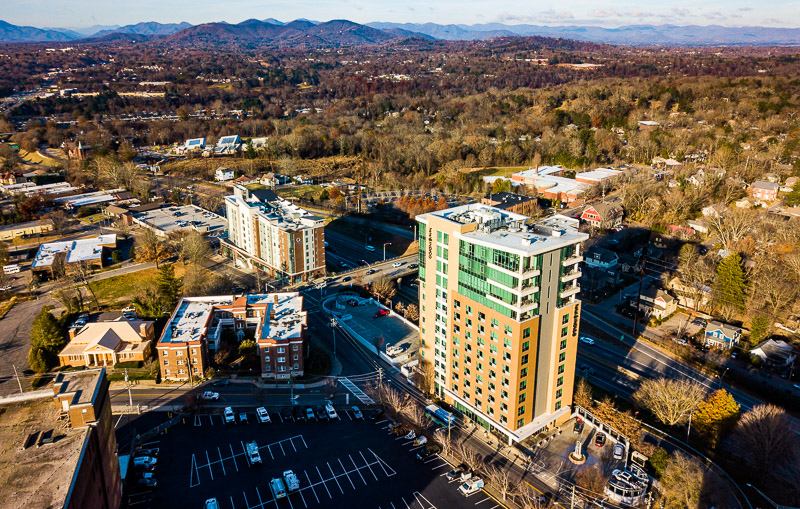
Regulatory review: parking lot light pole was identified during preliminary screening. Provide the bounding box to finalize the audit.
[717,367,729,389]
[330,318,338,359]
[383,243,391,261]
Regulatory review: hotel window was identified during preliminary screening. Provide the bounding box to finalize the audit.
[517,418,525,428]
[559,352,566,362]
[500,402,508,413]
[279,366,286,372]
[522,341,529,352]
[278,357,286,363]
[503,338,511,348]
[555,401,562,410]
[163,360,169,366]
[561,326,569,337]
[178,369,185,374]
[192,358,198,364]
[191,349,197,355]
[504,324,512,335]
[478,312,485,322]
[562,314,570,324]
[521,354,528,365]
[176,350,183,356]
[557,376,564,387]
[517,405,525,416]
[478,325,485,335]
[519,380,527,391]
[293,345,299,351]
[558,364,565,375]
[520,367,528,378]
[519,393,526,403]
[177,360,184,366]
[293,354,299,361]
[164,369,170,375]
[523,327,531,339]
[560,339,567,349]
[556,389,563,399]
[294,363,299,370]
[491,318,499,329]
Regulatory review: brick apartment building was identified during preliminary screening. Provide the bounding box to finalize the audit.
[157,293,307,381]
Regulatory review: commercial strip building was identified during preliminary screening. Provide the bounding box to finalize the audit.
[132,204,227,238]
[58,319,155,368]
[0,368,121,508]
[417,204,588,444]
[222,185,325,283]
[156,293,307,381]
[32,234,117,276]
[0,218,54,241]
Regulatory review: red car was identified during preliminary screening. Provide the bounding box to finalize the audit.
[374,309,390,318]
[594,432,606,448]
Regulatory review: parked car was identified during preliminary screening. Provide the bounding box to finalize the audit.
[409,263,418,269]
[573,419,584,434]
[374,309,390,318]
[579,336,595,345]
[133,456,157,469]
[368,408,384,420]
[416,444,441,461]
[446,465,466,481]
[138,477,157,488]
[281,407,293,420]
[205,499,220,509]
[256,407,271,423]
[365,245,376,252]
[305,406,315,421]
[342,276,351,282]
[213,379,230,387]
[325,405,338,419]
[201,391,219,400]
[238,412,248,423]
[366,269,376,275]
[613,443,625,460]
[315,406,328,420]
[392,261,403,268]
[351,406,363,420]
[223,407,235,424]
[594,433,606,448]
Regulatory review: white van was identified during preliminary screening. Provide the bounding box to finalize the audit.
[3,264,20,275]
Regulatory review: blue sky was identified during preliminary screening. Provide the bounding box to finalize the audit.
[13,0,800,29]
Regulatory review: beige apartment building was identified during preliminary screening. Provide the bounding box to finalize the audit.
[223,185,325,283]
[417,204,587,444]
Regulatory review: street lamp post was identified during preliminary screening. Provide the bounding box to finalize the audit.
[330,318,338,359]
[717,367,729,389]
[383,242,391,261]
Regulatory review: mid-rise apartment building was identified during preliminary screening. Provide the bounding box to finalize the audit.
[223,185,325,283]
[157,293,307,381]
[417,204,587,444]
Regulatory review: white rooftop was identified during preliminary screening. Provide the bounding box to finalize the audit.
[32,234,117,268]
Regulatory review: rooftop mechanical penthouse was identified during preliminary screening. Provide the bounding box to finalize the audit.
[416,204,588,444]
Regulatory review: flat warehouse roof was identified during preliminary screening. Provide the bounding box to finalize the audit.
[135,205,227,236]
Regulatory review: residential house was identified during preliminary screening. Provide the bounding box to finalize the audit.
[750,339,797,367]
[580,202,623,229]
[735,197,757,209]
[687,218,709,234]
[750,181,779,202]
[58,320,154,367]
[215,167,235,182]
[584,247,619,270]
[668,277,711,312]
[687,173,706,187]
[701,203,727,218]
[638,120,661,131]
[618,253,643,274]
[780,176,799,193]
[704,321,742,349]
[636,287,677,320]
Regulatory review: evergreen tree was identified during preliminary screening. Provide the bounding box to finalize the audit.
[30,307,64,352]
[749,315,769,346]
[156,263,182,311]
[693,389,741,448]
[714,253,747,312]
[28,346,51,373]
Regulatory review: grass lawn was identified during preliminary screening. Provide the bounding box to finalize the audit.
[18,148,63,167]
[89,264,186,309]
[79,213,105,225]
[278,185,323,199]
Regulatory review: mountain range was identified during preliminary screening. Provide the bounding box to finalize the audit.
[1,18,799,46]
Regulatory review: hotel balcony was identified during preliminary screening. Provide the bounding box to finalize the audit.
[562,255,583,267]
[561,270,582,283]
[560,283,581,299]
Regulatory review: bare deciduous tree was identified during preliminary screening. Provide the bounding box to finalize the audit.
[413,357,435,397]
[633,378,706,426]
[732,404,799,483]
[708,209,754,254]
[484,463,514,501]
[456,441,482,474]
[660,452,706,509]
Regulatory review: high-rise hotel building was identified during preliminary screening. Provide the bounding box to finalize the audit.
[417,204,587,444]
[223,185,325,283]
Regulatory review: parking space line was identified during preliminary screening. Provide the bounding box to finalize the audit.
[376,419,389,425]
[218,448,226,475]
[315,466,333,498]
[286,491,295,509]
[205,450,214,480]
[296,486,308,508]
[229,495,235,508]
[423,457,439,464]
[402,497,411,508]
[475,497,491,504]
[328,463,344,494]
[279,441,286,456]
[409,445,424,451]
[243,491,251,508]
[360,451,379,480]
[194,414,202,427]
[349,455,367,485]
[300,435,308,448]
[278,413,284,423]
[345,411,353,421]
[209,415,214,426]
[290,438,297,452]
[368,448,397,476]
[230,444,239,471]
[338,458,356,489]
[304,471,320,503]
[190,454,200,487]
[266,444,274,460]
[141,440,160,447]
[256,486,265,508]
[413,491,437,509]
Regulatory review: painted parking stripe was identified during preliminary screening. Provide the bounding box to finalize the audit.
[474,497,491,504]
[316,466,332,499]
[229,495,235,508]
[304,471,320,504]
[328,462,344,494]
[190,454,200,487]
[360,450,379,480]
[230,444,239,471]
[266,444,274,460]
[402,497,412,509]
[218,448,228,475]
[350,455,367,485]
[205,450,214,480]
[338,458,356,489]
[243,491,251,508]
[256,486,266,508]
[296,484,308,508]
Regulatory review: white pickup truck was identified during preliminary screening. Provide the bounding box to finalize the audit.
[270,477,287,499]
[283,470,300,491]
[458,477,485,496]
[245,441,261,466]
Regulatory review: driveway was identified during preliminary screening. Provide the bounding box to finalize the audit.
[0,294,54,394]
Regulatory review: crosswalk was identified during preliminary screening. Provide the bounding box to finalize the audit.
[339,377,375,404]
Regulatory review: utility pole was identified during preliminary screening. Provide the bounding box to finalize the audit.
[687,412,692,442]
[12,364,23,393]
[124,369,133,407]
[330,318,337,359]
[570,485,575,509]
[383,243,391,261]
[632,247,647,335]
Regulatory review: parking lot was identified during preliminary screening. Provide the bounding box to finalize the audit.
[132,406,506,509]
